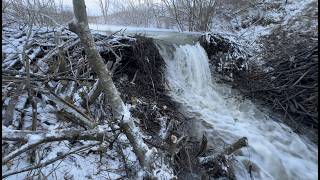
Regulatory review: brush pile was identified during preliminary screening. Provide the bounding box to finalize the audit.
[199,33,249,82]
[238,28,318,130]
[199,30,318,140]
[2,26,181,179]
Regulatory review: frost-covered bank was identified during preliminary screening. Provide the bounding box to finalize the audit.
[199,0,318,142]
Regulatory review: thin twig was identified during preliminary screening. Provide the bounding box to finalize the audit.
[2,143,98,178]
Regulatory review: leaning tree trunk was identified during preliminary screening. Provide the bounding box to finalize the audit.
[69,0,153,171]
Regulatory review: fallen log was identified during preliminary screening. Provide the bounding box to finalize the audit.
[199,137,248,179]
[200,137,248,164]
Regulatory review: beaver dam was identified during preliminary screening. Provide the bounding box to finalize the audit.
[2,23,318,179]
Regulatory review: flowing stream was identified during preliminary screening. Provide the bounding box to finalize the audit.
[156,41,318,180]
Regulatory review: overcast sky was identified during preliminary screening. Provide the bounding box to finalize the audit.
[57,0,102,16]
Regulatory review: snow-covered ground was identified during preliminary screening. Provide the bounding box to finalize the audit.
[211,0,317,47]
[2,27,175,179]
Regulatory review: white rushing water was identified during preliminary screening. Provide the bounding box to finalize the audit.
[158,42,318,180]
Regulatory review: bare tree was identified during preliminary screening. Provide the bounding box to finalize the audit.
[98,0,110,23]
[2,0,10,13]
[161,0,185,31]
[4,0,72,26]
[107,0,219,31]
[68,0,155,174]
[161,0,217,31]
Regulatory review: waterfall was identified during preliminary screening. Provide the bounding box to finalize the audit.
[157,42,318,180]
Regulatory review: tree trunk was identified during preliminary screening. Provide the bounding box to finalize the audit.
[69,0,152,170]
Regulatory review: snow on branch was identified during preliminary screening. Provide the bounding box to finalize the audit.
[2,143,99,178]
[2,126,117,165]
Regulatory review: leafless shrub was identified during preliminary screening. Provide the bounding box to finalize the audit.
[3,0,73,27]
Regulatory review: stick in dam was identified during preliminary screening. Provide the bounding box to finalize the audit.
[199,137,248,164]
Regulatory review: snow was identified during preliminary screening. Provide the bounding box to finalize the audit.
[152,164,176,180]
[36,60,49,73]
[4,142,124,180]
[27,46,41,60]
[2,126,13,133]
[2,24,165,180]
[89,23,202,41]
[96,124,111,132]
[282,0,313,24]
[27,134,42,144]
[145,147,157,164]
[65,81,76,97]
[209,0,316,53]
[158,117,168,139]
[122,103,132,123]
[89,24,179,33]
[72,92,82,107]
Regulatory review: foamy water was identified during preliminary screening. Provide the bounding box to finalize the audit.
[158,42,318,180]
